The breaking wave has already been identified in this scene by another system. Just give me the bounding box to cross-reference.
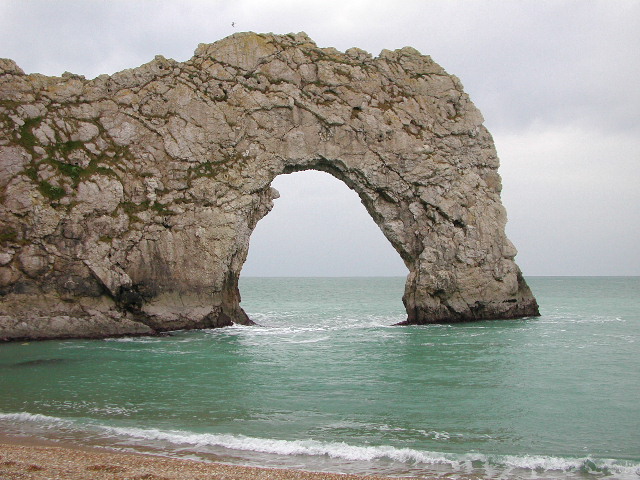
[91,426,640,478]
[2,412,639,479]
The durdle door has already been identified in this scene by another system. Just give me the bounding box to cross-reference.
[0,32,539,340]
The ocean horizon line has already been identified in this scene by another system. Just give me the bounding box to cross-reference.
[240,274,640,278]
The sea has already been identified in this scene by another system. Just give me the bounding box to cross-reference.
[1,276,638,479]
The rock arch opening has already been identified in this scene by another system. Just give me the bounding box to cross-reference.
[241,170,409,278]
[239,169,409,325]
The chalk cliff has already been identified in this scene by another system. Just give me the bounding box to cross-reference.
[0,32,539,340]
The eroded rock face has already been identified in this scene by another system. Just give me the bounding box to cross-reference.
[0,32,539,340]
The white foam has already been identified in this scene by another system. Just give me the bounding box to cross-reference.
[95,426,640,477]
[0,412,75,426]
[219,314,402,337]
[3,414,639,477]
[282,337,330,344]
[499,454,640,477]
[104,337,161,343]
[100,426,461,465]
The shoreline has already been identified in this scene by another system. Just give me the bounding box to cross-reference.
[0,434,422,480]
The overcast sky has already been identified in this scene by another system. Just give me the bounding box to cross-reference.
[1,0,638,276]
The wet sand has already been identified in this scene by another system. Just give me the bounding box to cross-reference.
[0,435,421,480]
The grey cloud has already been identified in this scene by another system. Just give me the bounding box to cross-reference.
[4,0,637,134]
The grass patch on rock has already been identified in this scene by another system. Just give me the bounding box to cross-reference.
[38,180,66,200]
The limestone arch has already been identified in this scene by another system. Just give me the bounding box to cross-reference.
[0,32,539,340]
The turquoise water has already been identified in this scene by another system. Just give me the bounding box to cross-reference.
[1,277,639,479]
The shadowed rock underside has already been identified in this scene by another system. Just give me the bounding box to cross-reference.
[0,32,539,340]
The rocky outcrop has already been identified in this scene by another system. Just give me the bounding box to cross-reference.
[0,32,539,340]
